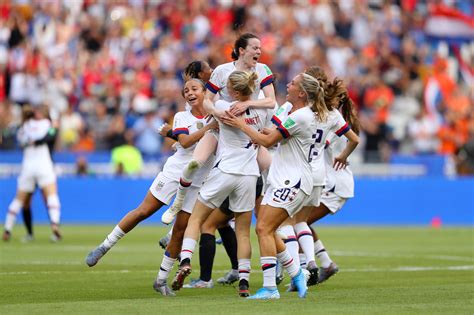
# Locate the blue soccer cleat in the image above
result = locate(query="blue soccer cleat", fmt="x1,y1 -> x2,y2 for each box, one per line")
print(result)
247,287 -> 280,300
291,269 -> 308,298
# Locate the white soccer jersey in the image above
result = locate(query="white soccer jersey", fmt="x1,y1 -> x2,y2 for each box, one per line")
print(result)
214,99 -> 271,176
18,119 -> 54,170
205,62 -> 274,101
267,106 -> 316,195
324,133 -> 354,198
308,110 -> 350,186
161,110 -> 214,187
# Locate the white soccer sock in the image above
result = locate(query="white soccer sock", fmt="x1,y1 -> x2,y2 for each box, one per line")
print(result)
238,258 -> 251,282
314,239 -> 332,268
47,195 -> 61,225
167,228 -> 172,238
294,222 -> 316,264
175,160 -> 201,200
102,225 -> 125,249
261,256 -> 277,288
280,225 -> 300,268
276,248 -> 299,278
4,199 -> 22,232
157,251 -> 177,281
180,237 -> 197,262
299,253 -> 307,269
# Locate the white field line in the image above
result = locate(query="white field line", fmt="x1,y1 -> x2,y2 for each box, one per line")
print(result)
331,251 -> 473,262
1,265 -> 473,276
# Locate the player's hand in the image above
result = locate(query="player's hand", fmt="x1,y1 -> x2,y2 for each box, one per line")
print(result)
221,110 -> 245,129
207,118 -> 219,131
333,155 -> 349,171
229,101 -> 249,116
157,123 -> 172,138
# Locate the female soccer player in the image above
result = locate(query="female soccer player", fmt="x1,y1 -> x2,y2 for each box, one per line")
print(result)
221,73 -> 330,299
167,71 -> 272,298
85,78 -> 218,271
277,69 -> 360,287
158,60 -> 241,288
3,105 -> 61,242
307,80 -> 361,283
162,32 -> 275,224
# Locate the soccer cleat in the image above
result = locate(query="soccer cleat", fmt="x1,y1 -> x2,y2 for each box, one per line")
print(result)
22,234 -> 34,243
159,235 -> 170,250
162,199 -> 183,225
183,279 -> 214,289
306,260 -> 319,286
50,230 -> 62,243
291,269 -> 308,298
275,261 -> 284,285
153,279 -> 176,296
85,244 -> 109,267
318,262 -> 339,283
171,260 -> 192,291
247,287 -> 280,300
2,230 -> 11,241
238,279 -> 250,297
217,269 -> 239,285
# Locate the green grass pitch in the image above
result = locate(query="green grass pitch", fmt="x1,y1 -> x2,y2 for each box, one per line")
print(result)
1,226 -> 473,314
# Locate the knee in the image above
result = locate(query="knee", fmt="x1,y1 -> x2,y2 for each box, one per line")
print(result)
255,222 -> 269,237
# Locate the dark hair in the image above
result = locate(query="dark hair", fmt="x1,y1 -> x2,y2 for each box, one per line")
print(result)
183,61 -> 204,81
21,105 -> 35,123
338,88 -> 360,135
326,78 -> 360,135
231,33 -> 259,60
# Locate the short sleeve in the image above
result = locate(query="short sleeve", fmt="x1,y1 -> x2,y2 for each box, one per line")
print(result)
206,66 -> 223,94
271,102 -> 293,127
332,110 -> 350,137
277,109 -> 306,139
258,64 -> 274,89
172,112 -> 189,136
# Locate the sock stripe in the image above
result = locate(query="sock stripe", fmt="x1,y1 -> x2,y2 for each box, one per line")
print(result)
239,270 -> 250,273
282,258 -> 293,267
316,249 -> 327,255
297,231 -> 312,238
262,263 -> 276,271
182,249 -> 193,254
284,236 -> 297,243
179,178 -> 192,187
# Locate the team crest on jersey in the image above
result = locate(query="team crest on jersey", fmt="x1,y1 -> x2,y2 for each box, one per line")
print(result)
156,181 -> 165,190
196,122 -> 204,129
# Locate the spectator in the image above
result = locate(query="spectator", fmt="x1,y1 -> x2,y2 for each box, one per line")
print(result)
111,130 -> 143,176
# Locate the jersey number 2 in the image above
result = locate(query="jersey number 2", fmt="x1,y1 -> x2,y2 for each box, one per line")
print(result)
308,129 -> 323,163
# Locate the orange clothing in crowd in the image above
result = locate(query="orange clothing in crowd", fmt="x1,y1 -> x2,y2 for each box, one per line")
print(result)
438,119 -> 469,155
363,84 -> 394,123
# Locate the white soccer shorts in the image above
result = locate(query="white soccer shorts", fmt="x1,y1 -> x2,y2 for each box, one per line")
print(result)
198,168 -> 257,213
17,165 -> 56,192
305,185 -> 324,207
320,191 -> 348,214
261,184 -> 310,217
149,172 -> 199,214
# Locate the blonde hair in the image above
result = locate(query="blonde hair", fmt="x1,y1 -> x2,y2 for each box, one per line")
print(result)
299,73 -> 328,121
228,71 -> 258,97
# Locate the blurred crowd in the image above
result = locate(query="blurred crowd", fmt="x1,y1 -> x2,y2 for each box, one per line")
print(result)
0,0 -> 472,166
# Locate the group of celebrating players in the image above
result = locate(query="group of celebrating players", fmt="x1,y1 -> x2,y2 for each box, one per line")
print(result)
85,32 -> 360,300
